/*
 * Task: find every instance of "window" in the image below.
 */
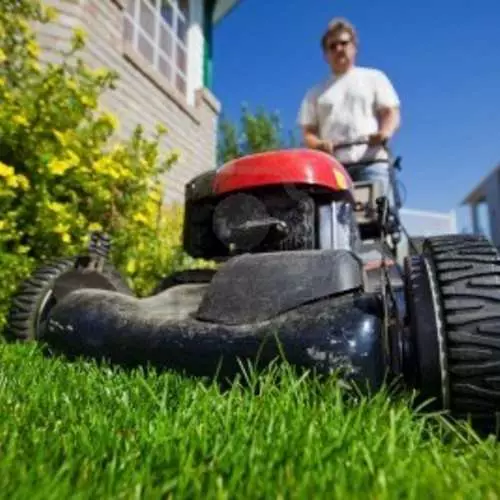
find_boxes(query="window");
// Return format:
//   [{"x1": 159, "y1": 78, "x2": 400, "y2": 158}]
[{"x1": 124, "y1": 0, "x2": 190, "y2": 97}]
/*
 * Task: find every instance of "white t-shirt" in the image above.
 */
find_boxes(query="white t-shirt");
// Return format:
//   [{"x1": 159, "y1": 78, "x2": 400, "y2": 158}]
[{"x1": 297, "y1": 66, "x2": 400, "y2": 164}]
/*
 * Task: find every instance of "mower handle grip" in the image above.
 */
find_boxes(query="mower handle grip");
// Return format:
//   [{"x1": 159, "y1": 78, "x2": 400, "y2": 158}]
[{"x1": 332, "y1": 136, "x2": 389, "y2": 152}]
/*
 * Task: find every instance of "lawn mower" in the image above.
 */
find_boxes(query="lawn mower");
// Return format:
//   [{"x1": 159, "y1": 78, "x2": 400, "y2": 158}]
[{"x1": 5, "y1": 138, "x2": 500, "y2": 433}]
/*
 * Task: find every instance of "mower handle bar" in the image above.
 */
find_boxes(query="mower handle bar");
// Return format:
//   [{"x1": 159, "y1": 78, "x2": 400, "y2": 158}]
[
  {"x1": 332, "y1": 136, "x2": 389, "y2": 151},
  {"x1": 330, "y1": 136, "x2": 401, "y2": 171}
]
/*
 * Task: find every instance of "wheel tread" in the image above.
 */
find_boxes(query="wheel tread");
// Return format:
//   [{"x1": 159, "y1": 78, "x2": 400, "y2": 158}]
[
  {"x1": 4, "y1": 257, "x2": 132, "y2": 342},
  {"x1": 424, "y1": 234, "x2": 500, "y2": 420}
]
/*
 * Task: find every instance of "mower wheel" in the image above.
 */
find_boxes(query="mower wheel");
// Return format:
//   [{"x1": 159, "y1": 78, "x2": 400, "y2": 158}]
[
  {"x1": 4, "y1": 257, "x2": 132, "y2": 342},
  {"x1": 405, "y1": 234, "x2": 500, "y2": 430},
  {"x1": 152, "y1": 268, "x2": 217, "y2": 295}
]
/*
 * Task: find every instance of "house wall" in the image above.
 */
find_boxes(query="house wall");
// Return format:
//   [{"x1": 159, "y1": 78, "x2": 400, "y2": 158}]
[
  {"x1": 485, "y1": 170, "x2": 500, "y2": 247},
  {"x1": 35, "y1": 0, "x2": 220, "y2": 205}
]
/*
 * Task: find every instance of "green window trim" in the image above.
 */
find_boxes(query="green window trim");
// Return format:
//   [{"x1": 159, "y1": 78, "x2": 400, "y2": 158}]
[{"x1": 203, "y1": 0, "x2": 216, "y2": 89}]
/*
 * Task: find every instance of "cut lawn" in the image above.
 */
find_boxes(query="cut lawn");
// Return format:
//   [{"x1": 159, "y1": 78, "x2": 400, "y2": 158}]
[{"x1": 0, "y1": 342, "x2": 499, "y2": 499}]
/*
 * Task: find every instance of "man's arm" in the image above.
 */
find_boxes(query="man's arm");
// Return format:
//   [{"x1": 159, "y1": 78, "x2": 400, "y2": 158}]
[
  {"x1": 297, "y1": 86, "x2": 334, "y2": 153},
  {"x1": 369, "y1": 106, "x2": 401, "y2": 145},
  {"x1": 378, "y1": 106, "x2": 400, "y2": 138},
  {"x1": 369, "y1": 70, "x2": 401, "y2": 145},
  {"x1": 302, "y1": 125, "x2": 334, "y2": 153}
]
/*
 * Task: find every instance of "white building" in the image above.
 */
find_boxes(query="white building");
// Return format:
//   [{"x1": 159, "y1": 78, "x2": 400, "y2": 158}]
[{"x1": 461, "y1": 163, "x2": 500, "y2": 247}]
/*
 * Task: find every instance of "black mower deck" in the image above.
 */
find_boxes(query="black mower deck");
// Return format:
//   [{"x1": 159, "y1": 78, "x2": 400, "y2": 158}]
[{"x1": 41, "y1": 249, "x2": 388, "y2": 388}]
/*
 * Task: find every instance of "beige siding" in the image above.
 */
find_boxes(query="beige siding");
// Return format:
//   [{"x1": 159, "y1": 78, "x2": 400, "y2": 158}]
[{"x1": 34, "y1": 0, "x2": 220, "y2": 205}]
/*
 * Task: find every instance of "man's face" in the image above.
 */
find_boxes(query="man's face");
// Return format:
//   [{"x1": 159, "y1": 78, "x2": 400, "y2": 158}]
[{"x1": 324, "y1": 30, "x2": 357, "y2": 73}]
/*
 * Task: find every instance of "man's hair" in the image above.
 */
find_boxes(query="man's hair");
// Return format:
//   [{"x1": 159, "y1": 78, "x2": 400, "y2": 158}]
[{"x1": 320, "y1": 17, "x2": 358, "y2": 50}]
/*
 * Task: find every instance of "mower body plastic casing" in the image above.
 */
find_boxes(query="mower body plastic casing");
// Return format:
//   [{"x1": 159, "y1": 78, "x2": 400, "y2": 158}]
[{"x1": 183, "y1": 149, "x2": 362, "y2": 260}]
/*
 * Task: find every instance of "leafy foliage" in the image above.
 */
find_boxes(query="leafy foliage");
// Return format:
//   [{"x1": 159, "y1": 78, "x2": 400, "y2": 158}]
[
  {"x1": 0, "y1": 1, "x2": 180, "y2": 263},
  {"x1": 217, "y1": 105, "x2": 299, "y2": 164},
  {"x1": 0, "y1": 0, "x2": 211, "y2": 330}
]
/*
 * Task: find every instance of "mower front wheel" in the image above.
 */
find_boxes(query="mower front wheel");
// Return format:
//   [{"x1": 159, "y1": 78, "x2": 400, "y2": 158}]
[
  {"x1": 405, "y1": 234, "x2": 500, "y2": 433},
  {"x1": 4, "y1": 257, "x2": 132, "y2": 342}
]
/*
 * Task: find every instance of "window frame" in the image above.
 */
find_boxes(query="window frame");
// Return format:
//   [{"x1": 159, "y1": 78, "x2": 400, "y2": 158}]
[{"x1": 123, "y1": 0, "x2": 191, "y2": 101}]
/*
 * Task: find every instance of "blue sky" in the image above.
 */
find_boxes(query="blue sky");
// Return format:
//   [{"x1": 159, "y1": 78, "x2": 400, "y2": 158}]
[{"x1": 212, "y1": 0, "x2": 500, "y2": 233}]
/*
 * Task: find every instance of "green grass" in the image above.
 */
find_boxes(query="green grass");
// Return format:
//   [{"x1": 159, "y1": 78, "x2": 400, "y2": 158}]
[{"x1": 1, "y1": 343, "x2": 499, "y2": 499}]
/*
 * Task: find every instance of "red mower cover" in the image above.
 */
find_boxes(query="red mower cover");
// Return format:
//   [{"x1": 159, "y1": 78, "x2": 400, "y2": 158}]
[{"x1": 213, "y1": 149, "x2": 352, "y2": 195}]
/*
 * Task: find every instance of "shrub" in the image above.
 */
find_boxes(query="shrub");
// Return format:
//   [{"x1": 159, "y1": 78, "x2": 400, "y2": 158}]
[
  {"x1": 0, "y1": 253, "x2": 36, "y2": 333},
  {"x1": 217, "y1": 105, "x2": 300, "y2": 164},
  {"x1": 0, "y1": 1, "x2": 179, "y2": 260},
  {"x1": 0, "y1": 0, "x2": 212, "y2": 331},
  {"x1": 114, "y1": 203, "x2": 216, "y2": 297}
]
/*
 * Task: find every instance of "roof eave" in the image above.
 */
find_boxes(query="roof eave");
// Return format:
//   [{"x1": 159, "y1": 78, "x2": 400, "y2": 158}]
[
  {"x1": 461, "y1": 162, "x2": 500, "y2": 205},
  {"x1": 212, "y1": 0, "x2": 241, "y2": 24}
]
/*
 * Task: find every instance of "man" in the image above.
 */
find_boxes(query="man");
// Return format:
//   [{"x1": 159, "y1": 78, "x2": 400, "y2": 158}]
[{"x1": 297, "y1": 18, "x2": 401, "y2": 202}]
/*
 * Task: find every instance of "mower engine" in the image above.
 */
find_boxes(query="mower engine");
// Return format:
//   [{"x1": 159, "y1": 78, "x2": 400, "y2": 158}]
[{"x1": 183, "y1": 150, "x2": 360, "y2": 259}]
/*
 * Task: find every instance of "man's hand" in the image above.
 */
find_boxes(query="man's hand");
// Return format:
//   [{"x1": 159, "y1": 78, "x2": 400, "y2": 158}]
[
  {"x1": 302, "y1": 126, "x2": 335, "y2": 154},
  {"x1": 318, "y1": 139, "x2": 335, "y2": 154},
  {"x1": 368, "y1": 132, "x2": 389, "y2": 147}
]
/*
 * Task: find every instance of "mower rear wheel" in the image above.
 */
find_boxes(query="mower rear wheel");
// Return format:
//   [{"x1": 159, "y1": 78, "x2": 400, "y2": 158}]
[
  {"x1": 4, "y1": 257, "x2": 132, "y2": 342},
  {"x1": 405, "y1": 234, "x2": 500, "y2": 431}
]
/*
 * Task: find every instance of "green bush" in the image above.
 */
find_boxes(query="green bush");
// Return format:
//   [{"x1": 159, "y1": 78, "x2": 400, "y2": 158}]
[
  {"x1": 217, "y1": 105, "x2": 299, "y2": 164},
  {"x1": 0, "y1": 254, "x2": 36, "y2": 333},
  {"x1": 115, "y1": 203, "x2": 216, "y2": 297},
  {"x1": 0, "y1": 0, "x2": 211, "y2": 330}
]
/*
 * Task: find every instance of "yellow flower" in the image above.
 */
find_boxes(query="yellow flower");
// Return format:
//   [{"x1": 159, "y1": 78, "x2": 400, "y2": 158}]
[
  {"x1": 92, "y1": 156, "x2": 125, "y2": 179},
  {"x1": 61, "y1": 233, "x2": 71, "y2": 243},
  {"x1": 12, "y1": 114, "x2": 29, "y2": 126},
  {"x1": 47, "y1": 202, "x2": 66, "y2": 213},
  {"x1": 14, "y1": 175, "x2": 30, "y2": 190},
  {"x1": 149, "y1": 189, "x2": 162, "y2": 202},
  {"x1": 53, "y1": 130, "x2": 68, "y2": 146},
  {"x1": 67, "y1": 79, "x2": 78, "y2": 91},
  {"x1": 92, "y1": 68, "x2": 110, "y2": 79},
  {"x1": 126, "y1": 258, "x2": 137, "y2": 274},
  {"x1": 0, "y1": 220, "x2": 7, "y2": 230},
  {"x1": 71, "y1": 27, "x2": 87, "y2": 48},
  {"x1": 88, "y1": 222, "x2": 103, "y2": 232},
  {"x1": 0, "y1": 49, "x2": 6, "y2": 63},
  {"x1": 156, "y1": 123, "x2": 168, "y2": 135},
  {"x1": 43, "y1": 6, "x2": 59, "y2": 22},
  {"x1": 48, "y1": 159, "x2": 71, "y2": 175},
  {"x1": 54, "y1": 222, "x2": 69, "y2": 234},
  {"x1": 67, "y1": 150, "x2": 80, "y2": 167},
  {"x1": 0, "y1": 162, "x2": 14, "y2": 178},
  {"x1": 132, "y1": 213, "x2": 148, "y2": 224},
  {"x1": 47, "y1": 151, "x2": 79, "y2": 175},
  {"x1": 145, "y1": 199, "x2": 159, "y2": 214},
  {"x1": 18, "y1": 20, "x2": 29, "y2": 32},
  {"x1": 80, "y1": 95, "x2": 96, "y2": 107},
  {"x1": 6, "y1": 176, "x2": 19, "y2": 188},
  {"x1": 100, "y1": 112, "x2": 119, "y2": 130},
  {"x1": 29, "y1": 61, "x2": 41, "y2": 72},
  {"x1": 27, "y1": 40, "x2": 40, "y2": 58}
]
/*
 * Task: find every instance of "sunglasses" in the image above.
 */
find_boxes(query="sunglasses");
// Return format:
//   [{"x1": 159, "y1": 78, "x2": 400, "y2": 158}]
[{"x1": 328, "y1": 39, "x2": 352, "y2": 50}]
